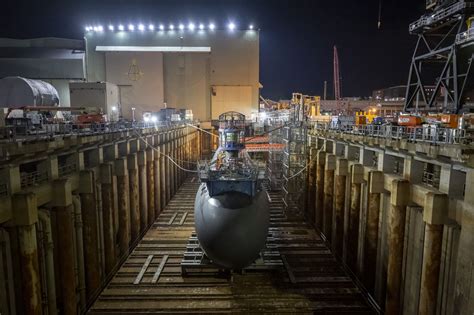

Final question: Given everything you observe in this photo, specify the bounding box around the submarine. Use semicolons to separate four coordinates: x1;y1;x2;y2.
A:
195;111;269;269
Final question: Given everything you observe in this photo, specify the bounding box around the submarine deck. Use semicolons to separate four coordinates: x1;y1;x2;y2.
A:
89;178;375;314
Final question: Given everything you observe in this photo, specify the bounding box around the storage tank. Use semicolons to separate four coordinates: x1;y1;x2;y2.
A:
0;76;60;108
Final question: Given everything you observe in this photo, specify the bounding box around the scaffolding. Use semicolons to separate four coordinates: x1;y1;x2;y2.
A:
282;101;308;213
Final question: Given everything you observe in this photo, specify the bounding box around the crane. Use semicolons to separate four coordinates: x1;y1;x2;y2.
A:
333;45;342;113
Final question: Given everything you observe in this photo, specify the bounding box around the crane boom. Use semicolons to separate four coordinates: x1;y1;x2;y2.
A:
333;46;342;112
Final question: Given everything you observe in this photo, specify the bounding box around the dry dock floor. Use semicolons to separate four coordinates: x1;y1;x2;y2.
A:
89;178;375;314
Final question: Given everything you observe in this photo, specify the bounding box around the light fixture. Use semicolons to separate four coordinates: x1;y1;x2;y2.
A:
159;24;165;30
85;26;90;32
188;23;195;31
228;22;236;30
199;23;205;30
249;24;254;30
169;24;175;30
111;106;117;112
93;26;99;32
97;25;103;32
179;23;185;30
148;24;154;31
209;23;215;30
144;116;150;122
151;116;158;123
118;24;124;31
108;25;114;31
138;24;145;31
128;24;135;31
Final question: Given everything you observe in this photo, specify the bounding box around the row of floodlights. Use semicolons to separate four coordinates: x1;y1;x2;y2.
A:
85;22;254;32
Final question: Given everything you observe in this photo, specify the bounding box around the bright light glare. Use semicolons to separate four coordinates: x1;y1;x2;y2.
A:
128;24;135;31
85;26;90;32
179;24;185;30
209;23;215;30
199;23;204;30
169;24;175;30
151;116;158;123
138;24;145;31
228;22;236;30
108;25;114;31
97;25;103;32
148;24;154;31
249;24;254;30
144;116;150;122
118;24;124;31
159;24;165;30
260;112;267;120
111;106;117;112
188;23;195;31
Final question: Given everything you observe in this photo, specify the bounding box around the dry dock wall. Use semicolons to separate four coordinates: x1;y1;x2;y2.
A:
306;129;474;315
0;125;201;314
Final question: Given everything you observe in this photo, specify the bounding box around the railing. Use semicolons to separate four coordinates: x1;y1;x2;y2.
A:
21;170;48;188
409;1;473;32
0;120;192;143
311;122;468;145
58;163;77;177
456;27;474;44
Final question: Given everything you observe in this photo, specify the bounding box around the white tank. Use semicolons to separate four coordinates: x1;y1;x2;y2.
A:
0;76;60;108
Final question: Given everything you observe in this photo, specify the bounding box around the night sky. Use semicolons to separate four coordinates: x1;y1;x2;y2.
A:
2;0;425;100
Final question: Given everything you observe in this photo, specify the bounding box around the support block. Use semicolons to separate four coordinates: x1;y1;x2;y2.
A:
79;170;95;194
115;158;128;177
137;151;147;166
127;154;138;170
100;163;113;184
12;193;38;226
351;164;364;184
423;192;448;225
369;171;385;193
52;179;73;207
390;179;410;206
325;154;336;171
336;158;348;176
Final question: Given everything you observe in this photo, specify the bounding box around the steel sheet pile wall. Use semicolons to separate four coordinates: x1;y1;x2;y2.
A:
0;125;201;314
306;128;473;314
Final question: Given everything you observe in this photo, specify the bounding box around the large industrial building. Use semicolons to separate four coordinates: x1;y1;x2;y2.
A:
1;1;474;315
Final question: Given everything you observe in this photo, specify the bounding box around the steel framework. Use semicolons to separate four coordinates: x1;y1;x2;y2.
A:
404;0;474;113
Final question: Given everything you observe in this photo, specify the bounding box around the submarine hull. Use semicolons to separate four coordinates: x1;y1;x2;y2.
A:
194;183;269;269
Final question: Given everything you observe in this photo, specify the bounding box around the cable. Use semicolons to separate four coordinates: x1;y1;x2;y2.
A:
378;0;383;29
185;123;219;138
134;131;199;173
286;144;326;180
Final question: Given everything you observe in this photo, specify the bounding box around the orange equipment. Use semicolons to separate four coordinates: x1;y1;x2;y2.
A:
76;113;107;124
398;115;423;127
440;114;459;128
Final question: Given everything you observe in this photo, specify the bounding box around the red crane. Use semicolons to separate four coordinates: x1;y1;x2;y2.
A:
333;45;342;112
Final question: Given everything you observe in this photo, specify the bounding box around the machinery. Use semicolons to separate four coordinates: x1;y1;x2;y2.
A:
195;111;269;269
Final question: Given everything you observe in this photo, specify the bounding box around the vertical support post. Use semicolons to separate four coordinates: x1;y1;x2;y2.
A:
79;170;101;300
154;146;162;217
146;148;155;225
419;193;448;315
160;141;167;210
323;154;336;242
137;151;148;233
100;164;116;275
385;179;410;315
127;154;140;242
347;164;363;270
115;158;130;257
364;170;384;293
166;136;171;202
52;179;77;315
315;151;326;230
334;158;348;258
12;193;42;315
306;147;318;223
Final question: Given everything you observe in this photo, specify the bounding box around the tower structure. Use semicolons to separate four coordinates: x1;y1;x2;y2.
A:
404;0;474;113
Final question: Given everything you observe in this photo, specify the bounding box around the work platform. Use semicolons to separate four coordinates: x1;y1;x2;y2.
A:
88;178;374;314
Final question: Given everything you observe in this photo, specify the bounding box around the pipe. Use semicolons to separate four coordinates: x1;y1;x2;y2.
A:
38;211;58;315
72;195;87;311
